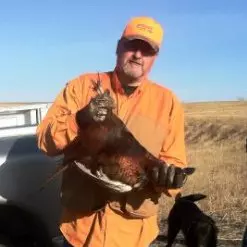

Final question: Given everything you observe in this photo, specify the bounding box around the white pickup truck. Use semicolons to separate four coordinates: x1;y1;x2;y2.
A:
0;103;64;247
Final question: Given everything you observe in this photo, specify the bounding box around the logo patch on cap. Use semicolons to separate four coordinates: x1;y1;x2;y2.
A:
136;24;153;34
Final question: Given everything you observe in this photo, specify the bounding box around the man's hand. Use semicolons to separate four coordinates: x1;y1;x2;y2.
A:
150;163;189;190
76;89;115;126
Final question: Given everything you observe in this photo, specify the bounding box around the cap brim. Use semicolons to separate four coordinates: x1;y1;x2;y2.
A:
124;35;159;52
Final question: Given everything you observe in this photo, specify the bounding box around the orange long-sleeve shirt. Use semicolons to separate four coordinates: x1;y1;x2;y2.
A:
36;69;187;247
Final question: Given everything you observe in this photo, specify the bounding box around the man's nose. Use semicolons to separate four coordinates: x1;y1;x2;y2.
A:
133;49;142;58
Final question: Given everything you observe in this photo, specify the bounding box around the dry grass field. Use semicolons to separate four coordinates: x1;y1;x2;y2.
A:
156;100;247;246
1;100;247;245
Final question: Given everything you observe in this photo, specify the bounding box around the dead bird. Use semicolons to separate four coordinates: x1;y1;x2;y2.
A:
41;73;195;193
76;106;194;190
166;193;218;247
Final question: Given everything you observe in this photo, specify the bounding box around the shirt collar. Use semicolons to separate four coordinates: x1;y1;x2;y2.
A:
111;67;149;96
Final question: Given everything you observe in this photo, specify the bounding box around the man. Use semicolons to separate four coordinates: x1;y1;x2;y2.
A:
36;16;187;247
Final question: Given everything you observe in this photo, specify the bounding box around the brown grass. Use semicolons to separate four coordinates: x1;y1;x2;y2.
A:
158;100;247;241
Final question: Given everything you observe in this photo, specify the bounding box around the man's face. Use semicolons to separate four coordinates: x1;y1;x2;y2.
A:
116;38;158;80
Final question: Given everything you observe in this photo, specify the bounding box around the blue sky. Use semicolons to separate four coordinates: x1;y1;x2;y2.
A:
0;0;246;102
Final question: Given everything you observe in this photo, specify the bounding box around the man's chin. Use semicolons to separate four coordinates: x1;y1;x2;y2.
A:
124;70;143;80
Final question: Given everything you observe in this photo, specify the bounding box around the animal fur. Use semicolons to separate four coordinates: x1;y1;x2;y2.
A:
166;193;218;247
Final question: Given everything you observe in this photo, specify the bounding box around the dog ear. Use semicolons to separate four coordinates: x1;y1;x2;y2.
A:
180;193;207;202
183;167;196;175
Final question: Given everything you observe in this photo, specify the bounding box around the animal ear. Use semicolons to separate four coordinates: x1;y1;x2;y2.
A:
183;167;196;175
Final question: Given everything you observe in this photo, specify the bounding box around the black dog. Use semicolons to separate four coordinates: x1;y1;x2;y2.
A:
242;225;247;247
166;193;218;247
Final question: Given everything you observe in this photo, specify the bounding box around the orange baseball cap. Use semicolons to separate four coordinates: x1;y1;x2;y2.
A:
121;16;164;52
